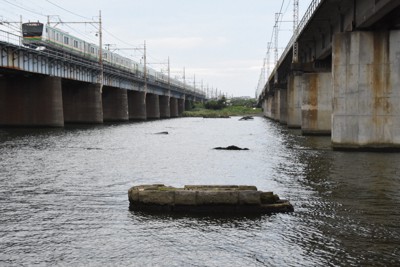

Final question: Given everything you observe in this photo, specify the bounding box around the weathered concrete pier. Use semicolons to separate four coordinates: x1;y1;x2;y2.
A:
128;184;294;214
257;0;400;151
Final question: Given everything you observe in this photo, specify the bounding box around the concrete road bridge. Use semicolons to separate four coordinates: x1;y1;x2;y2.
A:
257;0;400;151
0;28;205;127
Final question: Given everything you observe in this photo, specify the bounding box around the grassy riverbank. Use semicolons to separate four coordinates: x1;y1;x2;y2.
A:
183;105;262;118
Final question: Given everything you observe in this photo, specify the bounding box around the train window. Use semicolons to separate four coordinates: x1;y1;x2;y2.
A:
56;33;59;41
90;47;95;54
74;40;79;48
64;36;69;45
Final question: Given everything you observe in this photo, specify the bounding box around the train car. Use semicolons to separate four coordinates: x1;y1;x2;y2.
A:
22;22;135;71
21;22;187;89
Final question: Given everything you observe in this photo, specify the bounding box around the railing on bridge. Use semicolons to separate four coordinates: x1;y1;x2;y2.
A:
256;0;323;99
0;29;21;46
0;28;205;98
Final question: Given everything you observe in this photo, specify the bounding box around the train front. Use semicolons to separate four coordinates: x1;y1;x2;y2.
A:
22;22;44;47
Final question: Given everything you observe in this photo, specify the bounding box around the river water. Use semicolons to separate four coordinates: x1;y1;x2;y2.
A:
0;117;399;266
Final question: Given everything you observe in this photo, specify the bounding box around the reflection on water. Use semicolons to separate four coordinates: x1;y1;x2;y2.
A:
0;117;399;266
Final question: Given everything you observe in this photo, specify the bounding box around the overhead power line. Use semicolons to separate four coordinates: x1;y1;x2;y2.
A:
1;0;46;17
46;0;92;20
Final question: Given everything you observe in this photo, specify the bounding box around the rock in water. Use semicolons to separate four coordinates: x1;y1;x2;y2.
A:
239;116;254;121
214;145;249;150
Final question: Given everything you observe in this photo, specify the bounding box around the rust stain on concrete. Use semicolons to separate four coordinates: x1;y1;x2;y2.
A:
308;74;318;130
371;31;392;126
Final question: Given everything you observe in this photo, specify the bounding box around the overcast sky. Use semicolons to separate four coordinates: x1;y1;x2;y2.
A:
0;0;312;97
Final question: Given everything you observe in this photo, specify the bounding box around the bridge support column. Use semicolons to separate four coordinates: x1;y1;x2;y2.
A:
159;95;170;118
102;86;128;122
287;73;303;128
146;93;160;119
128;91;146;120
332;30;400;150
178;98;185;115
264;95;274;119
261;98;268;117
279;88;287;124
185;99;192;111
301;72;332;135
170;97;179;117
62;81;103;124
0;76;64;127
273;91;280;121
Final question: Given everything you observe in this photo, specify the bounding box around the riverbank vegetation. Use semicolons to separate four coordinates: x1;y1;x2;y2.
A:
183;97;262;118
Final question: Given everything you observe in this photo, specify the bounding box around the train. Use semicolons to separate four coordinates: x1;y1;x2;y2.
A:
20;22;184;89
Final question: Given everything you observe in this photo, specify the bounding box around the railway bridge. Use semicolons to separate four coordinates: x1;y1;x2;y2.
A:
0;29;205;127
257;0;400;150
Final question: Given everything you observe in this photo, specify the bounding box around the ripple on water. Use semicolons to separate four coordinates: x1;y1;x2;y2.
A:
0;117;399;266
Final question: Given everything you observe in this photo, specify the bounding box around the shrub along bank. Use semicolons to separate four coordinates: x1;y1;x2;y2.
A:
183;98;261;117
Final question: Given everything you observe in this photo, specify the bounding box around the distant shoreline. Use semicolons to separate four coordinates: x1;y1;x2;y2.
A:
182;106;262;118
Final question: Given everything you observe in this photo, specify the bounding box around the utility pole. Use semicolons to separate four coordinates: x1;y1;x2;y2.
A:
167;56;170;88
183;67;186;93
293;0;299;63
99;10;103;93
293;0;299;33
143;40;147;93
267;42;271;78
274;12;280;65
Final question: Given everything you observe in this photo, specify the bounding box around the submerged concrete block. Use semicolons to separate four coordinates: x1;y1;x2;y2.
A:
260;192;276;204
196;191;238;205
128;184;294;214
128;188;139;203
238;191;261;205
175;190;197;205
138;190;174;205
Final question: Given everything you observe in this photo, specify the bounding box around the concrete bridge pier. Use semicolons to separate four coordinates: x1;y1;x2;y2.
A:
332;30;400;150
170;97;179;117
273;90;280;121
185;99;192;111
159;95;171;118
102;86;128;122
62;81;103;124
0;76;64;127
261;98;268;117
264;95;275;119
279;88;288;125
178;98;185;116
287;73;303;128
301;72;332;135
128;91;147;120
146;93;160;119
